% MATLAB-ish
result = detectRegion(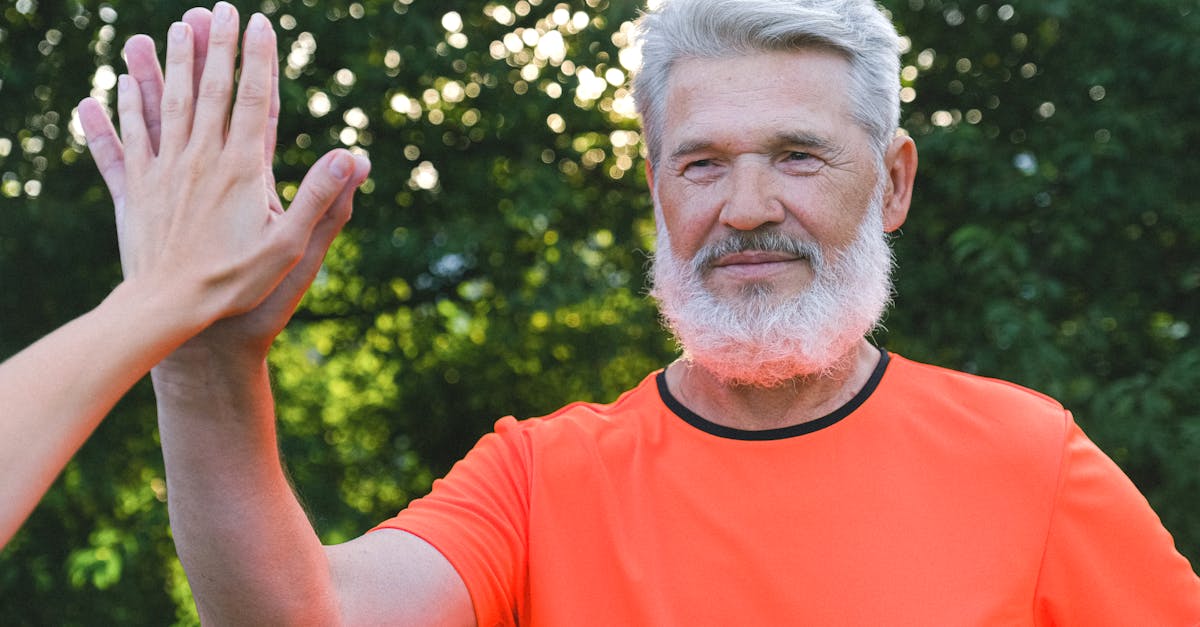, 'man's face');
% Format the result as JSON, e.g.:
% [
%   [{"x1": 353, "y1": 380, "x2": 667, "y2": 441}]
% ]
[
  {"x1": 648, "y1": 49, "x2": 904, "y2": 385},
  {"x1": 652, "y1": 49, "x2": 885, "y2": 304}
]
